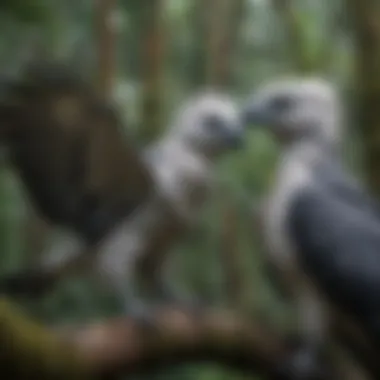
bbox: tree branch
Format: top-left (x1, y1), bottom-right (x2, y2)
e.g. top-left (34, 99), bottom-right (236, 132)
top-left (63, 307), bottom-right (288, 379)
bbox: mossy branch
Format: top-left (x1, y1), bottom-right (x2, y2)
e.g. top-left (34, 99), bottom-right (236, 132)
top-left (0, 298), bottom-right (291, 379)
top-left (63, 308), bottom-right (288, 379)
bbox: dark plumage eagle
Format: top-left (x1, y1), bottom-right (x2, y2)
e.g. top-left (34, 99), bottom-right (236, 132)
top-left (242, 78), bottom-right (380, 377)
top-left (0, 63), bottom-right (244, 320)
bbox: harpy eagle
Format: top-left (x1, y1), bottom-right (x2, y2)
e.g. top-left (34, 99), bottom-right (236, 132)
top-left (241, 78), bottom-right (380, 377)
top-left (0, 70), bottom-right (244, 318)
top-left (95, 92), bottom-right (244, 315)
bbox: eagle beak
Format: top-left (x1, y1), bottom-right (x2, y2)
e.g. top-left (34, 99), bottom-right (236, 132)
top-left (223, 121), bottom-right (244, 149)
top-left (241, 101), bottom-right (272, 128)
top-left (240, 95), bottom-right (274, 126)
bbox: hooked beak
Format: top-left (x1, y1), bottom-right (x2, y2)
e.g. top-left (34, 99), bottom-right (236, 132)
top-left (241, 100), bottom-right (273, 128)
top-left (241, 101), bottom-right (295, 144)
top-left (241, 100), bottom-right (291, 144)
top-left (222, 122), bottom-right (244, 149)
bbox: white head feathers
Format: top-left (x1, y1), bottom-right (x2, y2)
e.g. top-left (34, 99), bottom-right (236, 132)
top-left (242, 77), bottom-right (343, 147)
top-left (167, 91), bottom-right (243, 156)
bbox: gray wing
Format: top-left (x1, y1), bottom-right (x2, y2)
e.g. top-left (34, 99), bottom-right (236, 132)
top-left (314, 154), bottom-right (380, 218)
top-left (289, 185), bottom-right (380, 343)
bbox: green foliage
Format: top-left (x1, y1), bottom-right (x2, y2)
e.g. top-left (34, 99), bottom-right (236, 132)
top-left (0, 0), bottom-right (357, 379)
top-left (0, 0), bottom-right (50, 23)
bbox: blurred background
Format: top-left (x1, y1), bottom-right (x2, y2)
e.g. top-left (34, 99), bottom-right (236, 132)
top-left (0, 0), bottom-right (376, 378)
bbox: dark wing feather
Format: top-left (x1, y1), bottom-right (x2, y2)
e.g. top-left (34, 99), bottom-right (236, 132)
top-left (73, 102), bottom-right (155, 243)
top-left (288, 185), bottom-right (380, 343)
top-left (314, 155), bottom-right (380, 218)
top-left (6, 62), bottom-right (155, 238)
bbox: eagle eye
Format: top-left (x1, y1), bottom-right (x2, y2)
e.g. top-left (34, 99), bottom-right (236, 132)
top-left (268, 96), bottom-right (293, 113)
top-left (205, 114), bottom-right (224, 132)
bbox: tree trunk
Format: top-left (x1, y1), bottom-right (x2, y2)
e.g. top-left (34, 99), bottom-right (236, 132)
top-left (271, 0), bottom-right (313, 73)
top-left (187, 0), bottom-right (244, 89)
top-left (187, 0), bottom-right (208, 89)
top-left (138, 0), bottom-right (165, 144)
top-left (205, 0), bottom-right (245, 88)
top-left (271, 0), bottom-right (335, 73)
top-left (347, 0), bottom-right (380, 195)
top-left (95, 0), bottom-right (117, 99)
